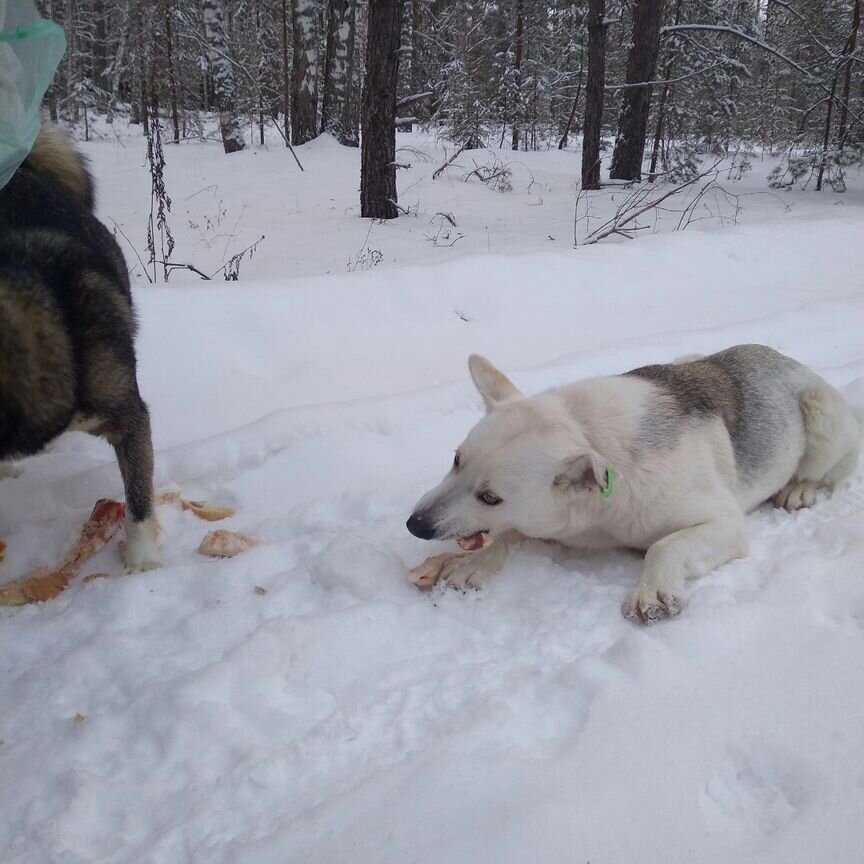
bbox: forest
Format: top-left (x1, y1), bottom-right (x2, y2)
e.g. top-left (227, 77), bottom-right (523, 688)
top-left (37, 0), bottom-right (864, 208)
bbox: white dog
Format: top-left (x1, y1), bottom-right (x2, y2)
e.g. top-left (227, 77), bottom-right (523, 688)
top-left (407, 345), bottom-right (861, 623)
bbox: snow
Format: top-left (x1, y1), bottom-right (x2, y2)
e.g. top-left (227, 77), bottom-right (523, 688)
top-left (1, 126), bottom-right (864, 863)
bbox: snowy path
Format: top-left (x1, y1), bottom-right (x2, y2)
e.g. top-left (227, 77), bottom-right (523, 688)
top-left (1, 213), bottom-right (864, 862)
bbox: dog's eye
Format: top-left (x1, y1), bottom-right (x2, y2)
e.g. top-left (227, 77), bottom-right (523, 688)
top-left (453, 452), bottom-right (461, 470)
top-left (478, 490), bottom-right (502, 506)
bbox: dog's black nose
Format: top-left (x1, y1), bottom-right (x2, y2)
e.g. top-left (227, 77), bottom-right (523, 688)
top-left (406, 512), bottom-right (436, 540)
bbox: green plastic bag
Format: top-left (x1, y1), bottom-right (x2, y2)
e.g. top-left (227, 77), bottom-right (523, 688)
top-left (0, 0), bottom-right (66, 190)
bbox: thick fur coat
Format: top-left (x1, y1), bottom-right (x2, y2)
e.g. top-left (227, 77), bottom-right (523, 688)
top-left (408, 346), bottom-right (861, 622)
top-left (0, 127), bottom-right (158, 569)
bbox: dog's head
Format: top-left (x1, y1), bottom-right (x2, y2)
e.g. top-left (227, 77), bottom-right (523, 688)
top-left (407, 356), bottom-right (612, 545)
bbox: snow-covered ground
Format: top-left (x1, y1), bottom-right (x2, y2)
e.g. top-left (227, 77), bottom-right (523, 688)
top-left (85, 121), bottom-right (864, 283)
top-left (1, 126), bottom-right (864, 863)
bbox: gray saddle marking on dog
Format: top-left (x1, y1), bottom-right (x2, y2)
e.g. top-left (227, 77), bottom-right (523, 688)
top-left (626, 345), bottom-right (803, 475)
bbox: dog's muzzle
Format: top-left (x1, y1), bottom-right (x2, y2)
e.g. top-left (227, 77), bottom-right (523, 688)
top-left (406, 512), bottom-right (437, 540)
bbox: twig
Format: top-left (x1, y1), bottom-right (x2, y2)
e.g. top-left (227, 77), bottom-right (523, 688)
top-left (605, 61), bottom-right (726, 90)
top-left (387, 198), bottom-right (414, 215)
top-left (348, 219), bottom-right (377, 272)
top-left (433, 143), bottom-right (467, 179)
top-left (185, 184), bottom-right (219, 201)
top-left (396, 91), bottom-right (434, 109)
top-left (107, 217), bottom-right (153, 284)
top-left (222, 203), bottom-right (246, 260)
top-left (268, 117), bottom-right (306, 172)
top-left (396, 145), bottom-right (434, 163)
top-left (212, 235), bottom-right (266, 280)
top-left (579, 160), bottom-right (725, 246)
top-left (155, 260), bottom-right (211, 280)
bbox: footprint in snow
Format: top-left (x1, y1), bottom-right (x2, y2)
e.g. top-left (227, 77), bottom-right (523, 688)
top-left (699, 744), bottom-right (825, 843)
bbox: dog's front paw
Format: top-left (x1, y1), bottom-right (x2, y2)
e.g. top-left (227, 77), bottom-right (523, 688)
top-left (622, 583), bottom-right (683, 624)
top-left (124, 518), bottom-right (161, 572)
top-left (439, 555), bottom-right (491, 591)
top-left (124, 545), bottom-right (161, 573)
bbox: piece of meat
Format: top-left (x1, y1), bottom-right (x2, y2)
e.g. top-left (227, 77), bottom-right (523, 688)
top-left (156, 492), bottom-right (235, 522)
top-left (0, 499), bottom-right (126, 606)
top-left (456, 532), bottom-right (491, 552)
top-left (408, 552), bottom-right (470, 589)
top-left (0, 493), bottom-right (237, 607)
top-left (0, 492), bottom-right (238, 606)
top-left (197, 529), bottom-right (259, 559)
top-left (410, 533), bottom-right (494, 589)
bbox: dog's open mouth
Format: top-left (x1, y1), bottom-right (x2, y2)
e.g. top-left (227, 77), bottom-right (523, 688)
top-left (456, 531), bottom-right (490, 552)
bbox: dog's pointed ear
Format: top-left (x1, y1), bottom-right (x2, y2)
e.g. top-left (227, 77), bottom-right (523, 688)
top-left (553, 451), bottom-right (614, 493)
top-left (468, 354), bottom-right (523, 412)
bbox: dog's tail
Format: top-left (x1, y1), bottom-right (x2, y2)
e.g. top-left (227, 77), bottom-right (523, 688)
top-left (24, 126), bottom-right (94, 211)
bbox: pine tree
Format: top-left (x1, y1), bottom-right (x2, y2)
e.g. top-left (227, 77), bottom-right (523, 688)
top-left (361, 0), bottom-right (402, 219)
top-left (581, 0), bottom-right (606, 189)
top-left (609, 0), bottom-right (665, 181)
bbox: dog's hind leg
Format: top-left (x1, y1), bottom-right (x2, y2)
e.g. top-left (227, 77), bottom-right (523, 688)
top-left (773, 385), bottom-right (860, 511)
top-left (107, 398), bottom-right (160, 571)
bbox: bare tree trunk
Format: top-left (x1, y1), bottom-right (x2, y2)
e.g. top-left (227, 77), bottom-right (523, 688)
top-left (46, 85), bottom-right (59, 123)
top-left (610, 0), bottom-right (665, 181)
top-left (648, 0), bottom-right (682, 180)
top-left (396, 0), bottom-right (414, 132)
top-left (345, 4), bottom-right (361, 142)
top-left (282, 0), bottom-right (291, 143)
top-left (130, 82), bottom-right (141, 124)
top-left (105, 0), bottom-right (130, 124)
top-left (647, 78), bottom-right (669, 180)
top-left (93, 0), bottom-right (107, 105)
top-left (291, 0), bottom-right (320, 144)
top-left (66, 0), bottom-right (79, 122)
top-left (36, 0), bottom-right (60, 120)
top-left (139, 1), bottom-right (150, 135)
top-left (141, 88), bottom-right (149, 135)
top-left (164, 0), bottom-right (180, 143)
top-left (255, 0), bottom-right (265, 145)
top-left (203, 0), bottom-right (245, 153)
top-left (361, 0), bottom-right (402, 219)
top-left (816, 73), bottom-right (839, 191)
top-left (340, 0), bottom-right (359, 144)
top-left (558, 41), bottom-right (585, 150)
top-left (837, 0), bottom-right (861, 151)
top-left (511, 0), bottom-right (524, 151)
top-left (321, 0), bottom-right (358, 144)
top-left (581, 0), bottom-right (606, 190)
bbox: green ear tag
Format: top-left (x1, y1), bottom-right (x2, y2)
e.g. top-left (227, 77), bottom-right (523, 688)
top-left (600, 466), bottom-right (615, 498)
